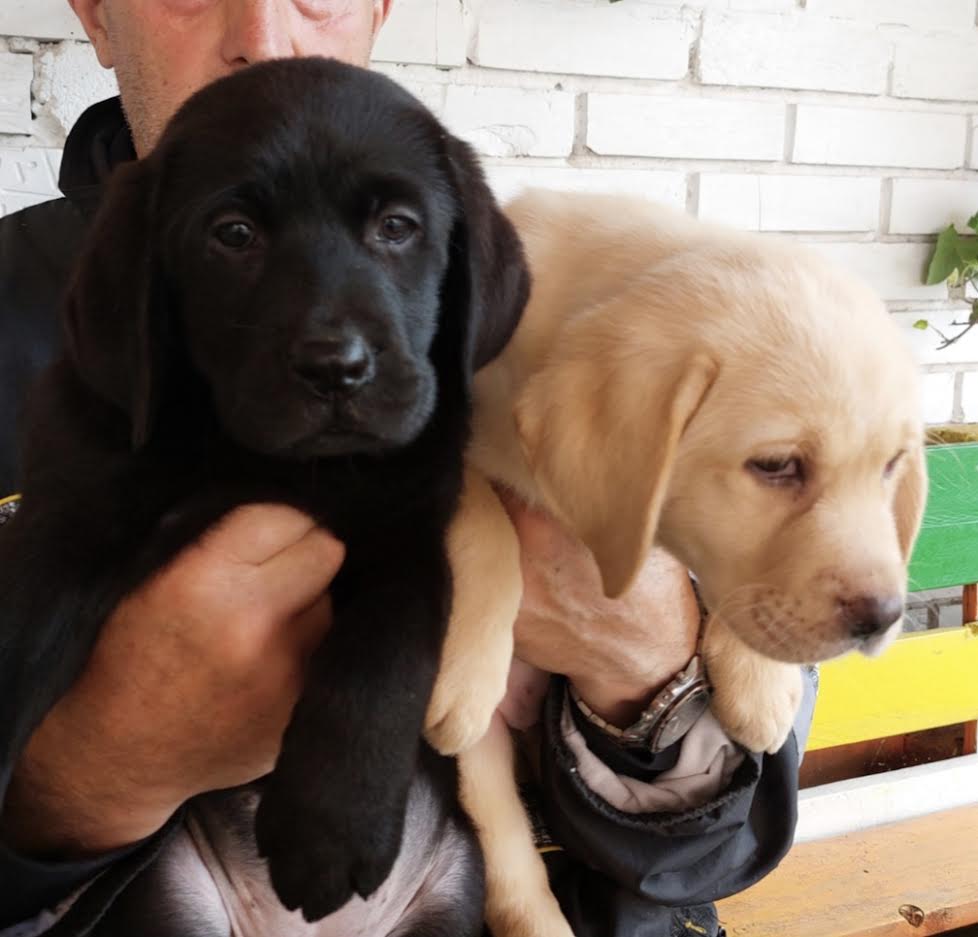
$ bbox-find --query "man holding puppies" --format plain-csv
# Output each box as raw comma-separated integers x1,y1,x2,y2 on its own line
0,2,811,934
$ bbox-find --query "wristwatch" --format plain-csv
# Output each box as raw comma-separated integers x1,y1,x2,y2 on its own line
569,655,713,753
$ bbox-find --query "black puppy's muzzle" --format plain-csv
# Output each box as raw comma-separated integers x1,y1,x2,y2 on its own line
290,330,377,398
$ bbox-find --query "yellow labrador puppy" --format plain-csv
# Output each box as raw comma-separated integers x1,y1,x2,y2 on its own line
425,189,927,937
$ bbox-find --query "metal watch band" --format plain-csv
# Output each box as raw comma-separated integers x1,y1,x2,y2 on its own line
569,654,713,754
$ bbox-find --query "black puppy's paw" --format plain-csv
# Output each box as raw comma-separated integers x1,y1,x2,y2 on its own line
255,780,404,922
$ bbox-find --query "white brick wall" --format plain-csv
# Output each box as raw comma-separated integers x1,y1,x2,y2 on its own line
0,146,59,194
0,53,33,134
372,0,466,67
921,372,958,424
892,35,978,104
587,94,784,161
806,243,947,303
699,12,890,94
963,373,978,422
890,179,978,235
699,174,880,232
0,0,86,41
793,106,967,171
471,0,693,80
900,310,978,366
0,0,976,424
805,0,977,31
487,165,687,208
441,85,575,157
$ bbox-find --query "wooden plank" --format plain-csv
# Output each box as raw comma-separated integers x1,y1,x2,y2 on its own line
964,583,977,624
799,725,967,789
909,444,978,592
927,424,978,445
807,627,978,751
965,721,977,756
716,804,978,937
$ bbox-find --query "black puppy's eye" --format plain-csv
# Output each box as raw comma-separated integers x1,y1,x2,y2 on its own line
212,219,257,250
376,214,418,245
747,456,804,486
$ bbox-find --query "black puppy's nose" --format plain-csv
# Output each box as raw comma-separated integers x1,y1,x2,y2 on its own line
840,595,904,638
291,333,375,395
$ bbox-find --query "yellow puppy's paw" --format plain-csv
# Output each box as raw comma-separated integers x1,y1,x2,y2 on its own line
710,662,803,755
425,649,511,755
487,890,576,937
425,688,499,755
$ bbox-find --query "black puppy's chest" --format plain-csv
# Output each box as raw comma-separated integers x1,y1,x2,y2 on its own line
117,416,466,587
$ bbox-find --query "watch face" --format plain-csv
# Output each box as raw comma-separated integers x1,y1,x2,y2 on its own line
649,684,712,752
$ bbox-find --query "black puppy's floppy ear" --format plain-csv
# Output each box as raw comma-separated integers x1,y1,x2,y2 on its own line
442,136,530,374
64,157,167,449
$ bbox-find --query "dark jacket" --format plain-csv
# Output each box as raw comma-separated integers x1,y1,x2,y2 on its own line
0,98,803,936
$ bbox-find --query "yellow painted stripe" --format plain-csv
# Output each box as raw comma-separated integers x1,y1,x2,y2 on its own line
0,493,21,508
807,626,978,751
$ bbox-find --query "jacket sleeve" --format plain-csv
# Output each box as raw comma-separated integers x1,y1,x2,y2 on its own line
537,671,815,937
0,818,181,937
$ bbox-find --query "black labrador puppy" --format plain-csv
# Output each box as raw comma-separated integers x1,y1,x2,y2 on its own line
0,57,528,925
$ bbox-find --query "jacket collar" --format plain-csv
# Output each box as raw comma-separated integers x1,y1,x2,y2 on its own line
58,96,136,211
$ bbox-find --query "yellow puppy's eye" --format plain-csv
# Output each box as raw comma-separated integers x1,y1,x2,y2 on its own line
884,449,905,479
747,456,804,485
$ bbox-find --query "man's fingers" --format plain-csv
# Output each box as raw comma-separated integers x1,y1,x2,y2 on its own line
289,591,335,658
199,503,320,566
261,524,346,615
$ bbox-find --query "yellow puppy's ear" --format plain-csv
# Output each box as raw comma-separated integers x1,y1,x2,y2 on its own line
894,443,928,566
515,350,717,598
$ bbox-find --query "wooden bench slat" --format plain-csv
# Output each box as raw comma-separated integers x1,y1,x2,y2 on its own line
717,804,978,937
807,627,978,751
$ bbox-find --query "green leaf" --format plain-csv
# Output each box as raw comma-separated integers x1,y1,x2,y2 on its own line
913,319,930,330
957,236,978,263
968,212,978,233
927,225,963,284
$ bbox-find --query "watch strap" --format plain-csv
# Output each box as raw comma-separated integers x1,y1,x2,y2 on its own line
567,685,683,777
568,654,712,754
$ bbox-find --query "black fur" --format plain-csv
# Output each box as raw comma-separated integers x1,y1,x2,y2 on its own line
0,58,528,925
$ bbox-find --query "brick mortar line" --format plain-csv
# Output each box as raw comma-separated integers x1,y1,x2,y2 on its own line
0,142,978,193
571,92,587,157
889,300,969,310
376,61,978,112
879,177,893,237
685,170,700,217
782,102,797,163
923,362,978,374
524,155,977,181
4,139,974,182
953,371,966,422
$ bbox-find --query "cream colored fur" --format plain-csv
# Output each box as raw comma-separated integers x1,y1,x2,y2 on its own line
424,189,927,937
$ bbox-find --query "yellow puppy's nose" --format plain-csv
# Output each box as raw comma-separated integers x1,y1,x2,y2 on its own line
839,594,904,639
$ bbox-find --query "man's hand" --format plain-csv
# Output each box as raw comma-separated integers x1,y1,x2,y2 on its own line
501,495,701,727
0,504,344,859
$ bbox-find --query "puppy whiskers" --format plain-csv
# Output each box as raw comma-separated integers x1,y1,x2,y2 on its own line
707,583,800,656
